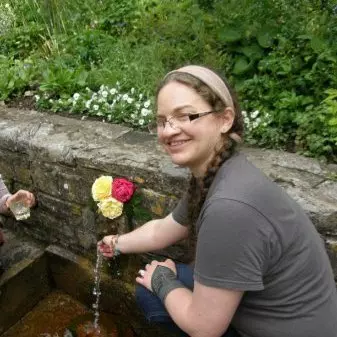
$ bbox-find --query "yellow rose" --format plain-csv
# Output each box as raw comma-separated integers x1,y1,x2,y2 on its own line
97,197,123,219
92,176,113,201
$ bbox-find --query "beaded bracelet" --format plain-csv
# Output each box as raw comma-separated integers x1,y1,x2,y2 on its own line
110,234,121,257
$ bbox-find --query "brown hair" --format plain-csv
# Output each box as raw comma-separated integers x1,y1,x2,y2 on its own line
156,70,244,257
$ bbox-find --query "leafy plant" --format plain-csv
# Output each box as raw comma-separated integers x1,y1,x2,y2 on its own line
295,89,337,160
0,24,45,59
0,3,16,35
124,192,152,225
0,56,38,100
38,60,89,95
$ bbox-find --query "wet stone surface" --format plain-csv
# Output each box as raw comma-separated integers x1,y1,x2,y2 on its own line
1,290,134,337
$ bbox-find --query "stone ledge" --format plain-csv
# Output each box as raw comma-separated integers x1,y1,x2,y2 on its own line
0,107,187,196
0,107,336,253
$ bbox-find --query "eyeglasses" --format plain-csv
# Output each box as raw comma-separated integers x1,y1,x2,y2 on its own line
148,109,222,134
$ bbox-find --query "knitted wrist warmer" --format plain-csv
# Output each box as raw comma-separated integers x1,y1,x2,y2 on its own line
151,265,186,302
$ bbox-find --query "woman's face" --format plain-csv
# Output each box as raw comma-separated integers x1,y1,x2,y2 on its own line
156,81,232,176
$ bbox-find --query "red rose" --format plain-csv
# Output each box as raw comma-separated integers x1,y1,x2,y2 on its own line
112,178,136,203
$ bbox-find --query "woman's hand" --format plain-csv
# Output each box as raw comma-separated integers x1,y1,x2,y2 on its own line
97,235,118,258
136,258,177,292
6,190,36,209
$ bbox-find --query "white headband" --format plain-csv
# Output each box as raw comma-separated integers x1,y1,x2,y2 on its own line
164,65,234,110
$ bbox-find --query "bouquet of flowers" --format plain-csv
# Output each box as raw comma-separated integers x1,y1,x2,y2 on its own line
91,176,136,219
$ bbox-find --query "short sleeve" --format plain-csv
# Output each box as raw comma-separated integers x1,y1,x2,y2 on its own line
171,193,189,226
194,198,272,291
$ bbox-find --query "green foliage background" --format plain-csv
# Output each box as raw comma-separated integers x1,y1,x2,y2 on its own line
0,0,336,162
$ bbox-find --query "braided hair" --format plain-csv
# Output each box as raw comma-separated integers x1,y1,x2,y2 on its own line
156,71,244,257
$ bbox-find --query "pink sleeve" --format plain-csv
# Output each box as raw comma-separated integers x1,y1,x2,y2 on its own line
0,175,11,214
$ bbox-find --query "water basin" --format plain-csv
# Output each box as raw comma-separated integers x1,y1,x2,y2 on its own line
0,228,170,337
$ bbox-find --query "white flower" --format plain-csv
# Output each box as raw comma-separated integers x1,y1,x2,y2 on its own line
85,87,91,92
85,100,92,109
110,88,117,95
93,105,99,111
244,117,250,125
144,100,151,108
139,94,143,99
34,95,40,101
100,85,105,91
102,91,108,98
135,103,140,109
131,88,135,94
131,114,136,119
127,97,133,104
139,119,145,125
141,108,150,116
242,110,247,117
73,93,80,101
122,94,129,101
251,110,259,119
49,99,53,103
116,81,120,87
252,118,261,129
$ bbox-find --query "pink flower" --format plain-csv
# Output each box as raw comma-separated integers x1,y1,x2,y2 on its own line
112,178,136,203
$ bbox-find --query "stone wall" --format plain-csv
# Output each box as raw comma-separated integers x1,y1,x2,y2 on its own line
0,107,337,278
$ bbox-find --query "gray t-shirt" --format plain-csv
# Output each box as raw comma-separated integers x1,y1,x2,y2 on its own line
172,153,337,337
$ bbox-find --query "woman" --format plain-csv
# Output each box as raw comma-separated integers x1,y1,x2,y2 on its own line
98,65,337,337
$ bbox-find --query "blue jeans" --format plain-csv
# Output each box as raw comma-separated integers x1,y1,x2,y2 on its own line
136,263,240,337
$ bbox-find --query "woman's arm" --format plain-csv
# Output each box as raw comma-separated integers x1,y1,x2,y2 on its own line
164,280,242,337
0,175,36,215
98,213,189,256
136,259,243,337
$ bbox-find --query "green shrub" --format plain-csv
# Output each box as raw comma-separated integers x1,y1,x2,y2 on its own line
0,3,16,35
0,56,38,100
0,24,45,59
38,59,89,96
296,89,337,161
1,0,337,162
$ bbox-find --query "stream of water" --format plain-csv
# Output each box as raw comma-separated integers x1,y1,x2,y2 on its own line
92,249,103,332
